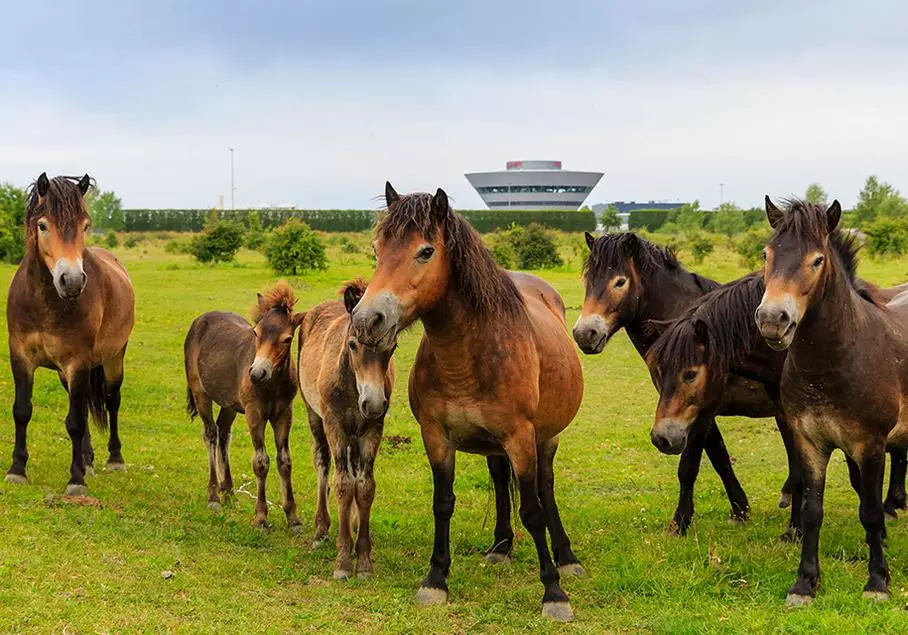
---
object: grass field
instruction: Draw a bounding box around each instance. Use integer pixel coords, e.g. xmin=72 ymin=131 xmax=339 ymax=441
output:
xmin=3 ymin=234 xmax=908 ymax=633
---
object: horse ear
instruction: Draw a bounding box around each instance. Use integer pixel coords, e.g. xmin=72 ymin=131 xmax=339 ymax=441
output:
xmin=36 ymin=172 xmax=49 ymax=197
xmin=291 ymin=312 xmax=306 ymax=329
xmin=344 ymin=284 xmax=364 ymax=315
xmin=584 ymin=231 xmax=596 ymax=250
xmin=826 ymin=200 xmax=842 ymax=232
xmin=693 ymin=318 xmax=709 ymax=346
xmin=620 ymin=232 xmax=640 ymax=258
xmin=431 ymin=188 xmax=449 ymax=223
xmin=765 ymin=196 xmax=783 ymax=228
xmin=77 ymin=174 xmax=91 ymax=195
xmin=385 ymin=181 xmax=400 ymax=208
xmin=257 ymin=293 xmax=264 ymax=306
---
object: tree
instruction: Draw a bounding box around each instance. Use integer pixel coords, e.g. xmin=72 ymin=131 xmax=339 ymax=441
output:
xmin=804 ymin=183 xmax=827 ymax=206
xmin=266 ymin=219 xmax=327 ymax=275
xmin=600 ymin=205 xmax=620 ymax=231
xmin=87 ymin=190 xmax=124 ymax=231
xmin=0 ymin=182 xmax=27 ymax=263
xmin=662 ymin=200 xmax=703 ymax=234
xmin=190 ymin=213 xmax=245 ymax=263
xmin=709 ymin=202 xmax=746 ymax=237
xmin=855 ymin=175 xmax=908 ymax=226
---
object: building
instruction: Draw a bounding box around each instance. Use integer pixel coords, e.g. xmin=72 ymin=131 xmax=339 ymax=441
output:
xmin=465 ymin=160 xmax=603 ymax=211
xmin=592 ymin=200 xmax=685 ymax=230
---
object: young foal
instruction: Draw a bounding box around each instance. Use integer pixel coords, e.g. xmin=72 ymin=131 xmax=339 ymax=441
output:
xmin=352 ymin=184 xmax=584 ymax=621
xmin=6 ymin=173 xmax=135 ymax=494
xmin=755 ymin=197 xmax=908 ymax=605
xmin=298 ymin=280 xmax=396 ymax=580
xmin=185 ymin=283 xmax=303 ymax=531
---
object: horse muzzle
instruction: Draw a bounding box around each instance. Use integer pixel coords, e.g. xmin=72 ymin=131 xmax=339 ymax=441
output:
xmin=651 ymin=418 xmax=689 ymax=455
xmin=572 ymin=314 xmax=612 ymax=354
xmin=357 ymin=383 xmax=389 ymax=419
xmin=249 ymin=358 xmax=273 ymax=385
xmin=755 ymin=295 xmax=799 ymax=351
xmin=52 ymin=259 xmax=86 ymax=299
xmin=351 ymin=292 xmax=400 ymax=350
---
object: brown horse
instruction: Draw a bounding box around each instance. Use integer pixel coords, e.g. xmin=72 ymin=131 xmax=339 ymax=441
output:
xmin=297 ymin=280 xmax=396 ymax=580
xmin=184 ymin=283 xmax=304 ymax=531
xmin=5 ymin=173 xmax=135 ymax=495
xmin=351 ymin=183 xmax=584 ymax=621
xmin=755 ymin=197 xmax=908 ymax=605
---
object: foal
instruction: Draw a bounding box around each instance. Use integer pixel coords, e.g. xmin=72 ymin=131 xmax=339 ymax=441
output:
xmin=298 ymin=280 xmax=396 ymax=580
xmin=184 ymin=283 xmax=303 ymax=531
xmin=755 ymin=197 xmax=908 ymax=605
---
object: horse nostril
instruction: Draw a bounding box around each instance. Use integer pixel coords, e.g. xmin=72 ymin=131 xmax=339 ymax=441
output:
xmin=778 ymin=310 xmax=789 ymax=324
xmin=369 ymin=312 xmax=383 ymax=329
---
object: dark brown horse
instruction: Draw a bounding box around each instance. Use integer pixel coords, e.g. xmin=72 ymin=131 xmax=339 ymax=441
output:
xmin=351 ymin=184 xmax=584 ymax=621
xmin=184 ymin=283 xmax=304 ymax=531
xmin=754 ymin=197 xmax=908 ymax=605
xmin=573 ymin=232 xmax=784 ymax=533
xmin=5 ymin=173 xmax=135 ymax=495
xmin=298 ymin=280 xmax=396 ymax=580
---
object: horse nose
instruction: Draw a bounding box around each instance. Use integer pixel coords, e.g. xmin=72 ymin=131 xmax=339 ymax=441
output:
xmin=755 ymin=304 xmax=791 ymax=334
xmin=651 ymin=421 xmax=686 ymax=455
xmin=249 ymin=366 xmax=266 ymax=384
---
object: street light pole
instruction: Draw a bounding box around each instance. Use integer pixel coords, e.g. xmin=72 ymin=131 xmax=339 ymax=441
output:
xmin=229 ymin=148 xmax=235 ymax=210
xmin=719 ymin=182 xmax=724 ymax=206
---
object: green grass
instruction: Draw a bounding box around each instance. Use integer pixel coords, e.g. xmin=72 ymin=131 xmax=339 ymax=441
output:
xmin=3 ymin=236 xmax=908 ymax=633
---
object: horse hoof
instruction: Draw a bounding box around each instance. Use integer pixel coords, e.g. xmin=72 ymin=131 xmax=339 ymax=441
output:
xmin=4 ymin=473 xmax=27 ymax=485
xmin=778 ymin=493 xmax=792 ymax=509
xmin=542 ymin=601 xmax=574 ymax=622
xmin=885 ymin=512 xmax=898 ymax=521
xmin=863 ymin=590 xmax=890 ymax=602
xmin=415 ymin=586 xmax=447 ymax=606
xmin=356 ymin=570 xmax=373 ymax=580
xmin=558 ymin=563 xmax=585 ymax=577
xmin=208 ymin=501 xmax=222 ymax=512
xmin=253 ymin=522 xmax=271 ymax=533
xmin=65 ymin=484 xmax=88 ymax=497
xmin=106 ymin=461 xmax=127 ymax=472
xmin=779 ymin=528 xmax=801 ymax=543
xmin=311 ymin=537 xmax=328 ymax=550
xmin=786 ymin=593 xmax=813 ymax=607
xmin=667 ymin=521 xmax=687 ymax=536
xmin=289 ymin=523 xmax=304 ymax=536
xmin=484 ymin=552 xmax=511 ymax=565
xmin=84 ymin=465 xmax=95 ymax=477
xmin=333 ymin=569 xmax=352 ymax=581
xmin=729 ymin=513 xmax=747 ymax=525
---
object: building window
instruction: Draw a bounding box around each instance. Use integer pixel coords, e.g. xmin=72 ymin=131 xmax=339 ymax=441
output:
xmin=476 ymin=185 xmax=590 ymax=194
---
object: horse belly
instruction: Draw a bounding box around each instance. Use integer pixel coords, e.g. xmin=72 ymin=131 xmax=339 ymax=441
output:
xmin=530 ymin=313 xmax=584 ymax=443
xmin=442 ymin=404 xmax=506 ymax=455
xmin=299 ymin=370 xmax=324 ymax=420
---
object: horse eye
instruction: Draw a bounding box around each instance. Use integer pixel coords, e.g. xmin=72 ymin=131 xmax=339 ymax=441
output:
xmin=348 ymin=340 xmax=358 ymax=352
xmin=812 ymin=255 xmax=824 ymax=268
xmin=37 ymin=222 xmax=48 ymax=232
xmin=282 ymin=335 xmax=293 ymax=344
xmin=417 ymin=246 xmax=435 ymax=261
xmin=682 ymin=370 xmax=697 ymax=383
xmin=761 ymin=250 xmax=767 ymax=261
xmin=615 ymin=278 xmax=627 ymax=288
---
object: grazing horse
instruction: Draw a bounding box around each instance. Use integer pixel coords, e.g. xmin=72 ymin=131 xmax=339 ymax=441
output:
xmin=184 ymin=283 xmax=304 ymax=532
xmin=298 ymin=280 xmax=396 ymax=580
xmin=351 ymin=184 xmax=584 ymax=621
xmin=5 ymin=173 xmax=135 ymax=495
xmin=572 ymin=232 xmax=785 ymax=533
xmin=754 ymin=197 xmax=908 ymax=605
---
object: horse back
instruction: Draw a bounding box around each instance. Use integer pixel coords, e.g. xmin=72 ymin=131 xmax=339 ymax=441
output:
xmin=184 ymin=311 xmax=253 ymax=411
xmin=297 ymin=300 xmax=348 ymax=420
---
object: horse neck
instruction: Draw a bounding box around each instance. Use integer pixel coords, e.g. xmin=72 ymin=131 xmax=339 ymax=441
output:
xmin=21 ymin=247 xmax=63 ymax=307
xmin=625 ymin=266 xmax=710 ymax=356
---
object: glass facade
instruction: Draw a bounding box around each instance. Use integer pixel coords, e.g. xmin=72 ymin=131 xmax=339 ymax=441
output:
xmin=475 ymin=185 xmax=591 ymax=194
xmin=488 ymin=200 xmax=579 ymax=208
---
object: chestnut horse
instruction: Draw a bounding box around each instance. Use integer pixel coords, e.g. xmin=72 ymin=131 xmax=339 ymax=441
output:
xmin=298 ymin=280 xmax=396 ymax=580
xmin=5 ymin=173 xmax=135 ymax=495
xmin=184 ymin=283 xmax=304 ymax=531
xmin=755 ymin=197 xmax=908 ymax=605
xmin=351 ymin=184 xmax=584 ymax=621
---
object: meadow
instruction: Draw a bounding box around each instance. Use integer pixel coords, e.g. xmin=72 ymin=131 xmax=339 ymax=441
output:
xmin=3 ymin=233 xmax=908 ymax=633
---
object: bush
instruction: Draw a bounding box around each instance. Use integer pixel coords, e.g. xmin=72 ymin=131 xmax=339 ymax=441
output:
xmin=124 ymin=236 xmax=139 ymax=249
xmin=191 ymin=219 xmax=245 ymax=263
xmin=628 ymin=209 xmax=673 ymax=232
xmin=489 ymin=237 xmax=517 ymax=269
xmin=734 ymin=229 xmax=771 ymax=269
xmin=105 ymin=231 xmax=119 ymax=248
xmin=686 ymin=232 xmax=714 ymax=264
xmin=164 ymin=238 xmax=193 ymax=254
xmin=0 ymin=183 xmax=26 ymax=263
xmin=266 ymin=219 xmax=327 ymax=275
xmin=492 ymin=223 xmax=563 ymax=270
xmin=865 ymin=217 xmax=908 ymax=257
xmin=245 ymin=212 xmax=267 ymax=250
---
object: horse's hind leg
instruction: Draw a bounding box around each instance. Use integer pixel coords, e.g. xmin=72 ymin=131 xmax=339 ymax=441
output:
xmin=703 ymin=420 xmax=749 ymax=523
xmin=884 ymin=449 xmax=907 ymax=520
xmin=216 ymin=407 xmax=236 ymax=497
xmin=537 ymin=437 xmax=582 ymax=575
xmin=326 ymin=420 xmax=355 ymax=579
xmin=484 ymin=455 xmax=514 ymax=563
xmin=307 ymin=405 xmax=331 ymax=547
xmin=194 ymin=390 xmax=221 ymax=510
xmin=59 ymin=371 xmax=95 ymax=476
xmin=856 ymin=444 xmax=890 ymax=601
xmin=103 ymin=353 xmax=126 ymax=470
xmin=5 ymin=354 xmax=35 ymax=485
xmin=272 ymin=406 xmax=302 ymax=534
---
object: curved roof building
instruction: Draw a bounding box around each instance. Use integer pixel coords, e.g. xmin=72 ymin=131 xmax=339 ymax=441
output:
xmin=465 ymin=160 xmax=603 ymax=211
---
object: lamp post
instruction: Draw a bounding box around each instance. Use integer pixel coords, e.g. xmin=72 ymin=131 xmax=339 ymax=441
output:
xmin=719 ymin=182 xmax=724 ymax=206
xmin=229 ymin=148 xmax=235 ymax=210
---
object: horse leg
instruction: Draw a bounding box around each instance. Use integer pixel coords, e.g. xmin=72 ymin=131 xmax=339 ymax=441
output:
xmin=484 ymin=455 xmax=514 ymax=563
xmin=354 ymin=425 xmax=382 ymax=579
xmin=216 ymin=408 xmax=236 ymax=498
xmin=326 ymin=421 xmax=355 ymax=580
xmin=415 ymin=426 xmax=456 ymax=606
xmin=538 ymin=436 xmax=582 ymax=575
xmin=63 ymin=367 xmax=91 ymax=496
xmin=857 ymin=444 xmax=890 ymax=600
xmin=81 ymin=426 xmax=95 ymax=477
xmin=703 ymin=420 xmax=749 ymax=523
xmin=307 ymin=406 xmax=331 ymax=547
xmin=786 ymin=436 xmax=830 ymax=606
xmin=193 ymin=390 xmax=221 ymax=509
xmin=5 ymin=354 xmax=35 ymax=484
xmin=246 ymin=409 xmax=270 ymax=529
xmin=848 ymin=454 xmax=887 ymax=544
xmin=884 ymin=449 xmax=907 ymax=520
xmin=503 ymin=426 xmax=572 ymax=622
xmin=103 ymin=353 xmax=126 ymax=470
xmin=775 ymin=413 xmax=797 ymax=509
xmin=670 ymin=427 xmax=706 ymax=535
xmin=272 ymin=406 xmax=302 ymax=534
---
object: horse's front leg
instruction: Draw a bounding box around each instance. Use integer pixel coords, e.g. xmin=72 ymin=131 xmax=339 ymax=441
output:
xmin=245 ymin=407 xmax=270 ymax=529
xmin=5 ymin=353 xmax=35 ymax=484
xmin=703 ymin=420 xmax=749 ymax=523
xmin=353 ymin=424 xmax=382 ymax=578
xmin=63 ymin=367 xmax=91 ymax=496
xmin=415 ymin=423 xmax=456 ymax=606
xmin=272 ymin=405 xmax=302 ymax=534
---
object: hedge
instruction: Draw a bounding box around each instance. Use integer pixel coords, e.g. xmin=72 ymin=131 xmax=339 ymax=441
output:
xmin=627 ymin=209 xmax=672 ymax=232
xmin=123 ymin=208 xmax=596 ymax=233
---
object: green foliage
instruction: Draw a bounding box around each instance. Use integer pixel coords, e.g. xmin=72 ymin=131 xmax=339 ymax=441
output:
xmin=734 ymin=228 xmax=772 ymax=269
xmin=124 ymin=236 xmax=139 ymax=249
xmin=686 ymin=231 xmax=715 ymax=264
xmin=266 ymin=219 xmax=328 ymax=275
xmin=88 ymin=190 xmax=124 ymax=231
xmin=104 ymin=231 xmax=119 ymax=249
xmin=492 ymin=223 xmax=563 ymax=270
xmin=854 ymin=176 xmax=908 ymax=226
xmin=804 ymin=183 xmax=827 ymax=206
xmin=864 ymin=217 xmax=908 ymax=257
xmin=628 ymin=209 xmax=673 ymax=232
xmin=600 ymin=204 xmax=621 ymax=231
xmin=190 ymin=216 xmax=245 ymax=263
xmin=0 ymin=182 xmax=26 ymax=263
xmin=662 ymin=201 xmax=704 ymax=234
xmin=164 ymin=238 xmax=192 ymax=254
xmin=708 ymin=202 xmax=746 ymax=237
xmin=245 ymin=212 xmax=266 ymax=250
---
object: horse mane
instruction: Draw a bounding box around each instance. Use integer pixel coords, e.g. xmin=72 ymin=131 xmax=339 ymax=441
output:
xmin=25 ymin=175 xmax=92 ymax=239
xmin=338 ymin=278 xmax=367 ymax=297
xmin=251 ymin=281 xmax=297 ymax=323
xmin=375 ymin=192 xmax=525 ymax=320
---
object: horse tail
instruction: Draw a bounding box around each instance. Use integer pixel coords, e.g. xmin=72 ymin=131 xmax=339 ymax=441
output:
xmin=186 ymin=386 xmax=198 ymax=420
xmin=87 ymin=366 xmax=109 ymax=433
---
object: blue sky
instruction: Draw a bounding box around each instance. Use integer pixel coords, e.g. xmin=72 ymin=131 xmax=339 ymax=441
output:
xmin=2 ymin=0 xmax=907 ymax=209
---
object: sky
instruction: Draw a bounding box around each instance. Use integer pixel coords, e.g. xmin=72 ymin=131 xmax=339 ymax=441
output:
xmin=1 ymin=0 xmax=907 ymax=210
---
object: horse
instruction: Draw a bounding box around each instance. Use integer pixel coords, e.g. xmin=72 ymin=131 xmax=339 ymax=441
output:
xmin=184 ymin=283 xmax=304 ymax=532
xmin=754 ymin=197 xmax=908 ymax=605
xmin=297 ymin=280 xmax=396 ymax=580
xmin=5 ymin=173 xmax=135 ymax=495
xmin=572 ymin=231 xmax=787 ymax=534
xmin=350 ymin=183 xmax=584 ymax=621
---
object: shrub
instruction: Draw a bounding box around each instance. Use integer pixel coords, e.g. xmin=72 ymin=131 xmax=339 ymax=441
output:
xmin=734 ymin=229 xmax=771 ymax=269
xmin=266 ymin=219 xmax=327 ymax=275
xmin=164 ymin=238 xmax=193 ymax=254
xmin=0 ymin=183 xmax=26 ymax=263
xmin=341 ymin=240 xmax=360 ymax=254
xmin=493 ymin=223 xmax=563 ymax=270
xmin=105 ymin=231 xmax=119 ymax=248
xmin=191 ymin=219 xmax=245 ymax=263
xmin=124 ymin=236 xmax=138 ymax=249
xmin=489 ymin=236 xmax=517 ymax=269
xmin=245 ymin=212 xmax=267 ymax=250
xmin=865 ymin=217 xmax=908 ymax=257
xmin=628 ymin=209 xmax=673 ymax=232
xmin=686 ymin=231 xmax=714 ymax=264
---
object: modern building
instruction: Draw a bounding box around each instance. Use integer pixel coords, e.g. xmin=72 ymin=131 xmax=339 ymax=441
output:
xmin=465 ymin=160 xmax=603 ymax=211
